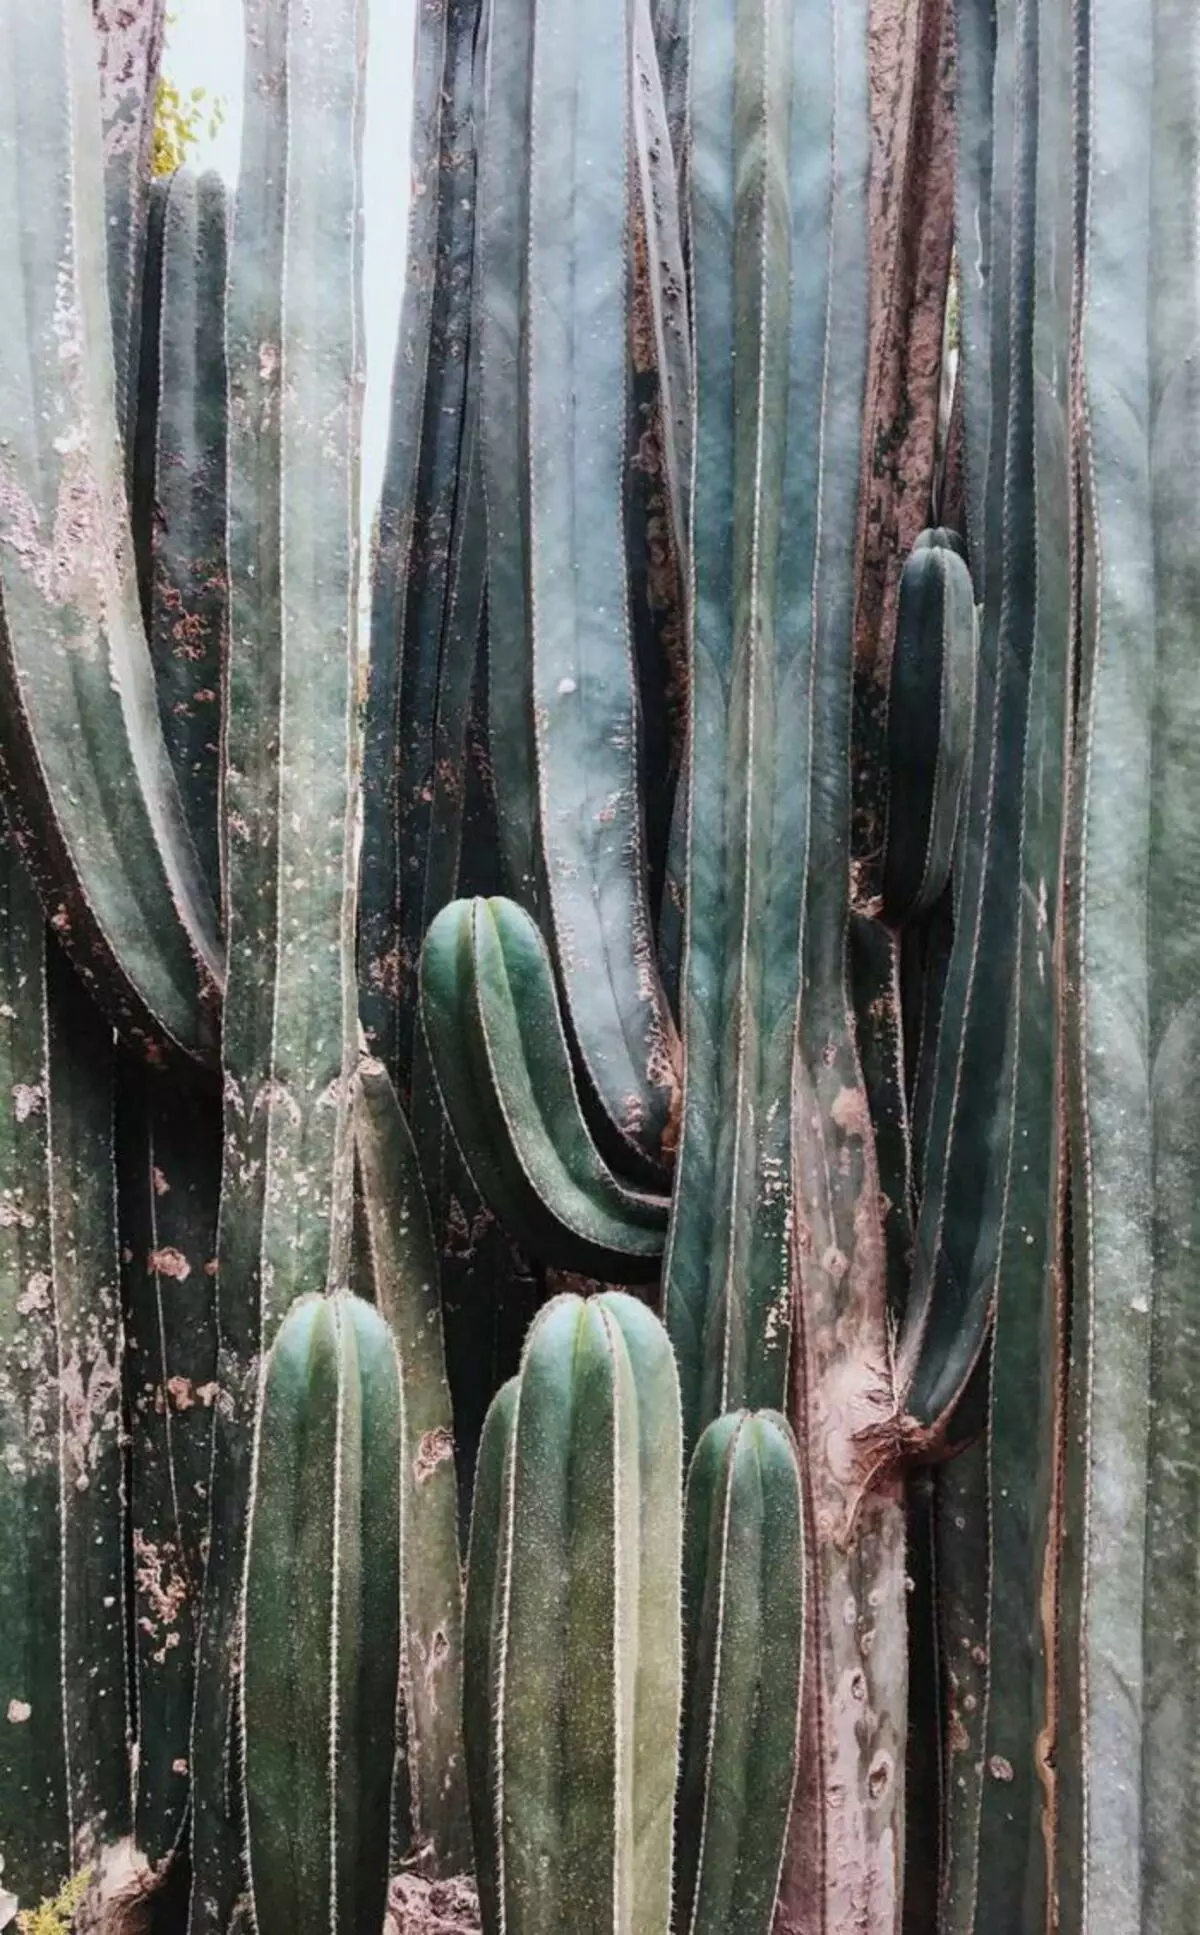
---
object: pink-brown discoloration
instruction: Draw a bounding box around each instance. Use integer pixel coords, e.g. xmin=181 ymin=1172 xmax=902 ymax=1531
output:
xmin=414 ymin=1425 xmax=455 ymax=1484
xmin=60 ymin=1332 xmax=122 ymax=1493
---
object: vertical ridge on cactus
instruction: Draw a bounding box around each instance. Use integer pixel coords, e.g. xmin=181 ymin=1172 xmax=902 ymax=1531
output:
xmin=187 ymin=0 xmax=365 ymax=1922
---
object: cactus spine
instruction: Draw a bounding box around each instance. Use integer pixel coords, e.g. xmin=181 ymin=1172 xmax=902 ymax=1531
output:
xmin=242 ymin=1293 xmax=402 ymax=1935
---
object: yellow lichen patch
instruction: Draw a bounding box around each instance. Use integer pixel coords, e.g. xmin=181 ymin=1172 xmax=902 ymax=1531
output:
xmin=16 ymin=1867 xmax=89 ymax=1935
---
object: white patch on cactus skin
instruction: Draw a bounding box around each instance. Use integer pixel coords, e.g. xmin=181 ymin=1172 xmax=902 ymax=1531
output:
xmin=6 ymin=1699 xmax=31 ymax=1723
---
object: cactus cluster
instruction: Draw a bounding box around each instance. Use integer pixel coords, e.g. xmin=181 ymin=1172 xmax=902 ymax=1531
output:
xmin=0 ymin=0 xmax=1195 ymax=1930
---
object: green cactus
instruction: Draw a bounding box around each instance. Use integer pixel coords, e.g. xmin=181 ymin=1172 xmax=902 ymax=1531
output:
xmin=241 ymin=1293 xmax=402 ymax=1935
xmin=676 ymin=1410 xmax=805 ymax=1935
xmin=463 ymin=1292 xmax=682 ymax=1935
xmin=354 ymin=1056 xmax=471 ymax=1874
xmin=188 ymin=0 xmax=365 ymax=1920
xmin=420 ymin=897 xmax=668 ymax=1281
xmin=881 ymin=531 xmax=977 ymax=929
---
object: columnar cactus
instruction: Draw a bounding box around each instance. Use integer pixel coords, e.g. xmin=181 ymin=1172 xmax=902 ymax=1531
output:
xmin=463 ymin=1293 xmax=683 ymax=1935
xmin=241 ymin=1293 xmax=403 ymax=1935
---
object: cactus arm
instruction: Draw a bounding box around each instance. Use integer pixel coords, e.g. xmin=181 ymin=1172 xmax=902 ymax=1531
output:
xmin=953 ymin=0 xmax=996 ymax=585
xmin=45 ymin=940 xmax=131 ymax=1885
xmin=880 ymin=533 xmax=977 ymax=928
xmin=91 ymin=0 xmax=166 ymax=457
xmin=0 ymin=843 xmax=68 ymax=1905
xmin=893 ymin=0 xmax=1042 ymax=1436
xmin=132 ymin=169 xmax=229 ymax=910
xmin=526 ymin=0 xmax=682 ymax=1180
xmin=677 ymin=1411 xmax=804 ymax=1935
xmin=0 ymin=0 xmax=222 ymax=1066
xmin=462 ymin=1377 xmax=518 ymax=1935
xmin=353 ymin=1057 xmax=471 ymax=1874
xmin=955 ymin=0 xmax=1075 ymax=1918
xmin=117 ymin=1060 xmax=220 ymax=1869
xmin=359 ymin=0 xmax=480 ymax=1083
xmin=492 ymin=1295 xmax=681 ymax=1935
xmin=242 ymin=1295 xmax=402 ymax=1935
xmin=475 ymin=0 xmax=539 ymax=912
xmin=188 ymin=0 xmax=365 ymax=1922
xmin=419 ymin=898 xmax=667 ymax=1279
xmin=1140 ymin=5 xmax=1200 ymax=1926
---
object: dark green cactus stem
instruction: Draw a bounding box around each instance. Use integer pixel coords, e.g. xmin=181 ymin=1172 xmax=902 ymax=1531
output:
xmin=881 ymin=530 xmax=977 ymax=928
xmin=526 ymin=0 xmax=681 ymax=1181
xmin=475 ymin=0 xmax=539 ymax=912
xmin=242 ymin=1293 xmax=402 ymax=1935
xmin=0 ymin=0 xmax=222 ymax=1067
xmin=420 ymin=897 xmax=668 ymax=1280
xmin=665 ymin=0 xmax=849 ymax=1448
xmin=188 ymin=0 xmax=364 ymax=1922
xmin=353 ymin=1056 xmax=471 ymax=1874
xmin=0 ymin=894 xmax=131 ymax=1911
xmin=676 ymin=1410 xmax=805 ymax=1935
xmin=465 ymin=1292 xmax=682 ymax=1935
xmin=462 ymin=1375 xmax=518 ymax=1935
xmin=117 ymin=1058 xmax=220 ymax=1869
xmin=133 ymin=168 xmax=229 ymax=907
xmin=359 ymin=0 xmax=481 ymax=1083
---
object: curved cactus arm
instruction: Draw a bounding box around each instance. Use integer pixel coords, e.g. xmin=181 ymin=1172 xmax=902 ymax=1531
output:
xmin=131 ymin=168 xmax=229 ymax=910
xmin=354 ymin=1056 xmax=471 ymax=1875
xmin=0 ymin=0 xmax=223 ymax=1067
xmin=489 ymin=1293 xmax=682 ymax=1935
xmin=242 ymin=1294 xmax=402 ymax=1935
xmin=880 ymin=531 xmax=977 ymax=928
xmin=188 ymin=0 xmax=365 ymax=1922
xmin=359 ymin=0 xmax=480 ymax=1082
xmin=676 ymin=1410 xmax=804 ymax=1935
xmin=92 ymin=0 xmax=167 ymax=458
xmin=462 ymin=1376 xmax=519 ymax=1935
xmin=420 ymin=898 xmax=668 ymax=1281
xmin=527 ymin=0 xmax=682 ymax=1181
xmin=117 ymin=1058 xmax=220 ymax=1870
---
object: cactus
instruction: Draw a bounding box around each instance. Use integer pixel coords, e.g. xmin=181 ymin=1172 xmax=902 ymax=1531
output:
xmin=132 ymin=167 xmax=229 ymax=907
xmin=463 ymin=1292 xmax=682 ymax=1935
xmin=187 ymin=0 xmax=365 ymax=1921
xmin=420 ymin=897 xmax=668 ymax=1281
xmin=676 ymin=1410 xmax=805 ymax=1935
xmin=241 ymin=1293 xmax=402 ymax=1935
xmin=354 ymin=1056 xmax=471 ymax=1874
xmin=0 ymin=0 xmax=222 ymax=1067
